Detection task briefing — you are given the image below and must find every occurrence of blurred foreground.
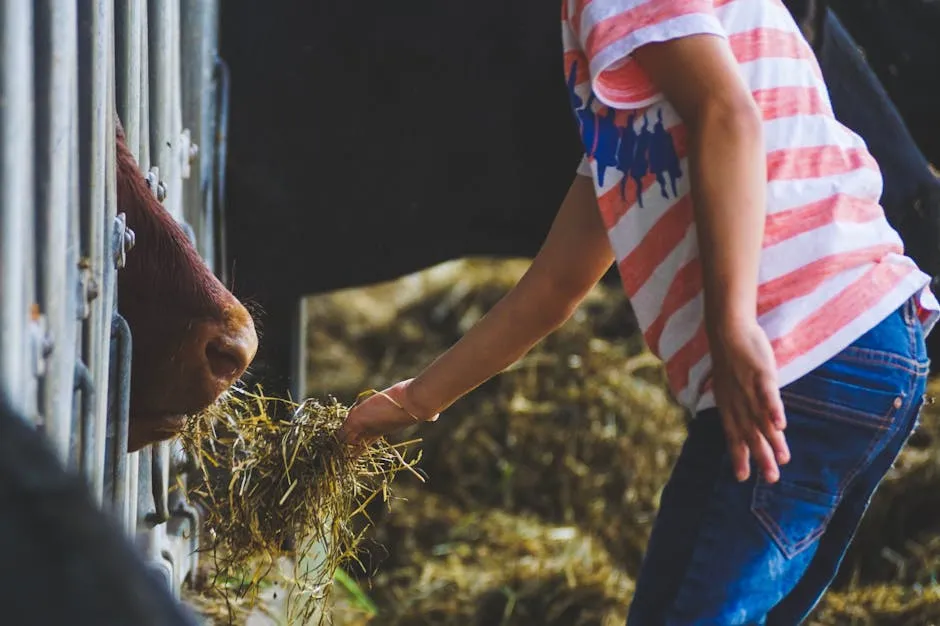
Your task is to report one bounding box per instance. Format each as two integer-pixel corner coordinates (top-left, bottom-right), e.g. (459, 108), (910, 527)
(188, 258), (940, 625)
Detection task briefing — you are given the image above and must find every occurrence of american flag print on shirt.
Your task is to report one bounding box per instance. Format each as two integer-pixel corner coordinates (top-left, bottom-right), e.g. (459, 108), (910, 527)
(562, 0), (940, 414)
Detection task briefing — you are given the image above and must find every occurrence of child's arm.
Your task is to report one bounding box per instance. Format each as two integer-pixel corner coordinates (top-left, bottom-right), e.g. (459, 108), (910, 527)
(337, 175), (614, 445)
(405, 175), (615, 418)
(633, 35), (790, 482)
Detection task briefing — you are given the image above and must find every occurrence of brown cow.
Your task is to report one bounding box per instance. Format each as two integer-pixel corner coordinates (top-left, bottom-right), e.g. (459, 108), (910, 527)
(114, 122), (258, 451)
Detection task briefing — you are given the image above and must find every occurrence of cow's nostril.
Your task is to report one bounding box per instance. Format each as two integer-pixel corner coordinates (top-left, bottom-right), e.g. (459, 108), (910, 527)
(202, 303), (257, 389)
(206, 340), (248, 381)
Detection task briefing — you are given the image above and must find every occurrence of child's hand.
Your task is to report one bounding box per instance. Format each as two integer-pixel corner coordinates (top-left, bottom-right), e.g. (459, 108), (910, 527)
(337, 379), (439, 448)
(709, 319), (790, 484)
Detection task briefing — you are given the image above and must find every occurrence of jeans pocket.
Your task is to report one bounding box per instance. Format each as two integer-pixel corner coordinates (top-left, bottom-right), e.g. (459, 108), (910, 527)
(749, 352), (909, 559)
(751, 480), (839, 559)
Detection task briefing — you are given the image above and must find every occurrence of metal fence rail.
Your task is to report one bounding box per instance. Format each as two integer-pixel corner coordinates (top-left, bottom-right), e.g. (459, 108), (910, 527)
(0, 0), (226, 603)
(0, 1), (37, 423)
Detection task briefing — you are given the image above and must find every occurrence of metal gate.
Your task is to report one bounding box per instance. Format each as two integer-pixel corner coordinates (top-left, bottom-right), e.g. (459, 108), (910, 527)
(0, 0), (227, 600)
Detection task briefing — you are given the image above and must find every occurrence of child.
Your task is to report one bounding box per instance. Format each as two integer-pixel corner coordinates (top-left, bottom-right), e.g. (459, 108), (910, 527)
(338, 0), (939, 622)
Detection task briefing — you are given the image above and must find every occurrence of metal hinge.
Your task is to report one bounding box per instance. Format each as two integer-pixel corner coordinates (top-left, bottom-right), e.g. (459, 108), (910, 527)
(145, 166), (167, 203)
(113, 213), (137, 270)
(179, 128), (199, 180)
(77, 257), (99, 320)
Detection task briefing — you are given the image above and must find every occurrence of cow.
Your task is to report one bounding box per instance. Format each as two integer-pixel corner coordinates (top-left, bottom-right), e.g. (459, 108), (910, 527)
(0, 392), (202, 626)
(115, 122), (258, 451)
(218, 0), (940, 397)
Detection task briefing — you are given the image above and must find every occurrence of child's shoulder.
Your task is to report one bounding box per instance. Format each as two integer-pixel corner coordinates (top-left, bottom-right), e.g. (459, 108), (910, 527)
(562, 0), (813, 111)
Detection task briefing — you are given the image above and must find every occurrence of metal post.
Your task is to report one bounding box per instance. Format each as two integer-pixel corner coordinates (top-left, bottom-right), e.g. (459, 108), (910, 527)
(168, 0), (184, 223)
(139, 4), (151, 173)
(209, 57), (230, 288)
(148, 0), (182, 221)
(181, 0), (219, 264)
(77, 0), (117, 503)
(34, 0), (81, 462)
(0, 1), (35, 419)
(293, 298), (309, 400)
(102, 1), (121, 515)
(106, 312), (132, 524)
(116, 0), (143, 157)
(135, 0), (159, 568)
(116, 0), (144, 538)
(126, 448), (140, 535)
(146, 0), (182, 550)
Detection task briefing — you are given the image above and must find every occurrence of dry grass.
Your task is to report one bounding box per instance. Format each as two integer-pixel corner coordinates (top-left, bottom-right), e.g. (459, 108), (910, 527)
(348, 486), (633, 626)
(179, 386), (422, 624)
(181, 258), (940, 624)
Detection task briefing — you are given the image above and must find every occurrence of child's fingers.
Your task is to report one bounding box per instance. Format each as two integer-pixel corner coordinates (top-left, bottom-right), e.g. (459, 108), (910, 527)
(763, 427), (790, 467)
(756, 373), (787, 430)
(720, 407), (750, 482)
(747, 382), (790, 467)
(730, 394), (779, 483)
(743, 423), (779, 483)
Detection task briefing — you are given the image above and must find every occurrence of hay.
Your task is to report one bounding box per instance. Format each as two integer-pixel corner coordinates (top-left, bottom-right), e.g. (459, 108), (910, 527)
(332, 485), (632, 626)
(304, 260), (684, 574)
(179, 258), (940, 625)
(404, 331), (683, 576)
(811, 584), (940, 626)
(179, 386), (423, 624)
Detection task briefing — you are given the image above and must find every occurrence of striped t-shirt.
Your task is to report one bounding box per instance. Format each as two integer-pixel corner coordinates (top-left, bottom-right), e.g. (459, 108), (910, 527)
(562, 0), (939, 414)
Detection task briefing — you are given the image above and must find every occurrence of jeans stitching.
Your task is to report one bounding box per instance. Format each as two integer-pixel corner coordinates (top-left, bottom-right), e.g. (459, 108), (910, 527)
(750, 409), (898, 559)
(751, 490), (833, 559)
(829, 355), (927, 378)
(829, 348), (929, 376)
(779, 391), (899, 429)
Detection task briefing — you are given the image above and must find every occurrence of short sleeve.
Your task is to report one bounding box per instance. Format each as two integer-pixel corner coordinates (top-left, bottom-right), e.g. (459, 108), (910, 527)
(576, 154), (593, 177)
(571, 0), (727, 109)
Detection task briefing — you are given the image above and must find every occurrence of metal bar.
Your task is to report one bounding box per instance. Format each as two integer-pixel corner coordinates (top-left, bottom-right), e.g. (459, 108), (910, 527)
(146, 0), (181, 534)
(73, 360), (96, 478)
(137, 445), (155, 527)
(168, 0), (184, 223)
(213, 55), (231, 287)
(125, 2), (147, 540)
(149, 441), (171, 525)
(0, 1), (35, 419)
(100, 1), (123, 525)
(77, 0), (114, 502)
(139, 5), (151, 173)
(115, 0), (143, 158)
(77, 0), (106, 494)
(34, 0), (80, 461)
(106, 312), (132, 522)
(135, 0), (154, 538)
(148, 0), (179, 220)
(168, 467), (201, 585)
(68, 362), (86, 471)
(126, 449), (140, 535)
(293, 298), (309, 400)
(102, 0), (120, 499)
(181, 0), (219, 263)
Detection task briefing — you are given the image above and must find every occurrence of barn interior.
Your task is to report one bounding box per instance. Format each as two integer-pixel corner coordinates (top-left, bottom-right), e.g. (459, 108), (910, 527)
(3, 0), (938, 625)
(184, 257), (940, 625)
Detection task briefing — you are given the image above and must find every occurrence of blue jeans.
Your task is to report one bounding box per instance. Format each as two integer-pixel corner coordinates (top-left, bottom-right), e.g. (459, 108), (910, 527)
(626, 297), (930, 625)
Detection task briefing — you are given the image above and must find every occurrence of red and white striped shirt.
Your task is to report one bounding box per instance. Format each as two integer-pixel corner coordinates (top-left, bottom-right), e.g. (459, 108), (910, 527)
(562, 0), (939, 413)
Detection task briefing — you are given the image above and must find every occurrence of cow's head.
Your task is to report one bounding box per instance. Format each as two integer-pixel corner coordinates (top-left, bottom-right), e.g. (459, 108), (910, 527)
(115, 123), (258, 451)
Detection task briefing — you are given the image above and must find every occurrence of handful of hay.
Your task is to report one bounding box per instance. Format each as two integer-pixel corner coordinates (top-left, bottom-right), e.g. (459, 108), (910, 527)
(180, 386), (423, 624)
